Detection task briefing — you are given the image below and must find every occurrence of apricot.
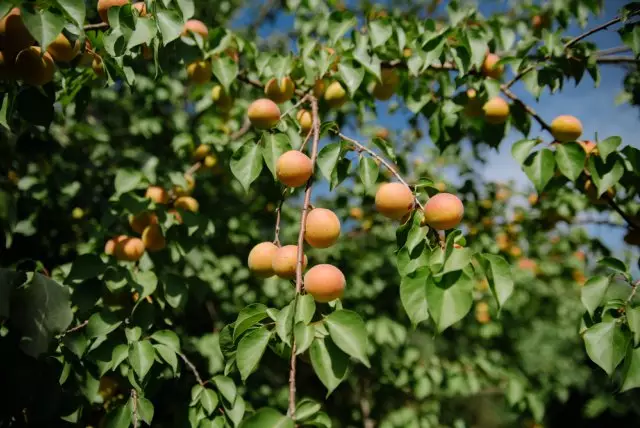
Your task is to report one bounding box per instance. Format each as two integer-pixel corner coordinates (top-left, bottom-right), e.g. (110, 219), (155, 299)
(624, 228), (640, 246)
(276, 150), (313, 187)
(248, 98), (281, 129)
(272, 245), (308, 279)
(92, 56), (105, 77)
(573, 269), (586, 286)
(403, 47), (412, 58)
(105, 235), (128, 255)
(578, 140), (598, 156)
(296, 109), (312, 133)
(482, 97), (509, 124)
(78, 40), (94, 67)
(168, 209), (182, 224)
(193, 144), (211, 161)
(375, 182), (414, 220)
(324, 81), (348, 108)
(247, 241), (279, 278)
(173, 174), (195, 197)
(145, 186), (169, 204)
(97, 0), (130, 24)
(182, 19), (209, 39)
(211, 85), (233, 111)
(528, 193), (538, 205)
(46, 33), (80, 63)
(375, 128), (390, 139)
(423, 193), (464, 230)
(115, 237), (145, 262)
(584, 179), (615, 205)
(518, 258), (538, 272)
(305, 208), (341, 248)
(481, 53), (504, 80)
(313, 79), (326, 98)
(509, 246), (522, 258)
(132, 2), (147, 15)
(129, 211), (158, 234)
(142, 224), (165, 252)
(496, 188), (510, 201)
(551, 115), (582, 142)
(532, 14), (550, 31)
(464, 88), (484, 118)
(349, 207), (363, 220)
(372, 67), (399, 101)
(265, 76), (295, 104)
(174, 196), (199, 212)
(186, 59), (211, 84)
(0, 8), (35, 56)
(304, 264), (345, 302)
(203, 155), (217, 169)
(14, 47), (55, 86)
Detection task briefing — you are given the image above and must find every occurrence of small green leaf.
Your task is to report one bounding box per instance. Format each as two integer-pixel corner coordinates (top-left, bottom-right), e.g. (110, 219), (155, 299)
(309, 337), (350, 396)
(328, 11), (357, 45)
(295, 294), (316, 324)
(296, 398), (322, 422)
(67, 254), (107, 281)
(137, 396), (154, 425)
(400, 269), (429, 327)
(338, 62), (365, 97)
(627, 306), (640, 347)
(371, 137), (396, 162)
(212, 375), (237, 405)
(103, 403), (132, 428)
(56, 0), (86, 26)
(324, 310), (370, 367)
(239, 408), (294, 428)
(294, 322), (314, 355)
(597, 257), (629, 276)
(237, 326), (272, 382)
(588, 154), (624, 198)
(212, 56), (238, 93)
(316, 142), (342, 182)
(129, 340), (155, 379)
(358, 157), (379, 192)
(597, 136), (622, 162)
(583, 320), (630, 376)
(276, 303), (293, 345)
(523, 149), (556, 192)
(580, 276), (610, 317)
(115, 169), (144, 195)
(426, 271), (474, 332)
(155, 7), (183, 46)
(481, 254), (514, 309)
(223, 393), (245, 427)
(127, 17), (157, 49)
(150, 330), (180, 352)
(555, 142), (586, 181)
(21, 7), (66, 53)
(621, 347), (640, 392)
(176, 0), (195, 20)
(200, 388), (219, 416)
(234, 303), (269, 341)
(369, 20), (392, 48)
(262, 133), (291, 179)
(230, 140), (263, 193)
(86, 311), (122, 339)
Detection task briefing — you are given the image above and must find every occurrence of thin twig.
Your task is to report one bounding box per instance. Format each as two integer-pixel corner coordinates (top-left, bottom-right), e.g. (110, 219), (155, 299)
(500, 87), (552, 133)
(179, 352), (205, 386)
(627, 279), (640, 304)
(338, 133), (424, 210)
(596, 46), (632, 56)
(596, 56), (639, 64)
(604, 193), (640, 229)
(185, 162), (202, 177)
(58, 320), (89, 338)
(299, 127), (313, 152)
(84, 22), (109, 31)
(131, 389), (139, 428)
(280, 95), (310, 121)
(230, 118), (251, 140)
(273, 189), (287, 247)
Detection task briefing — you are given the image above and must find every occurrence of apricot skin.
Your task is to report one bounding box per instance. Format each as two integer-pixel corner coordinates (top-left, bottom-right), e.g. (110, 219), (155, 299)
(375, 182), (414, 220)
(483, 97), (509, 125)
(105, 235), (128, 255)
(142, 224), (166, 252)
(145, 186), (168, 204)
(372, 68), (399, 101)
(265, 77), (295, 104)
(248, 98), (281, 129)
(193, 144), (211, 161)
(272, 245), (308, 279)
(211, 85), (233, 110)
(423, 193), (464, 230)
(579, 140), (597, 156)
(297, 109), (312, 133)
(129, 211), (158, 234)
(187, 59), (211, 84)
(0, 8), (35, 56)
(182, 19), (209, 38)
(305, 208), (341, 248)
(15, 47), (55, 86)
(92, 56), (105, 77)
(98, 0), (130, 24)
(324, 81), (348, 108)
(132, 2), (147, 15)
(304, 264), (346, 303)
(482, 53), (504, 79)
(551, 115), (583, 142)
(464, 88), (484, 118)
(276, 150), (313, 187)
(173, 175), (195, 197)
(115, 237), (145, 262)
(47, 33), (80, 63)
(174, 196), (199, 212)
(248, 242), (279, 278)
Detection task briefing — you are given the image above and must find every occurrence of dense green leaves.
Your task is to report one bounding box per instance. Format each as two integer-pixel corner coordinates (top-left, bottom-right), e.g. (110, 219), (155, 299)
(129, 340), (155, 379)
(239, 408), (293, 428)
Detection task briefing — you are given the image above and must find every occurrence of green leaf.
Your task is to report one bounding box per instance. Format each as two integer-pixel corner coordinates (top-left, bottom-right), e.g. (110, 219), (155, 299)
(103, 404), (132, 428)
(137, 396), (154, 425)
(309, 337), (350, 396)
(86, 311), (122, 339)
(155, 342), (178, 373)
(620, 24), (640, 56)
(191, 384), (204, 405)
(358, 156), (379, 192)
(115, 169), (144, 195)
(328, 11), (357, 45)
(150, 330), (180, 352)
(580, 276), (610, 317)
(234, 303), (269, 341)
(481, 254), (514, 309)
(276, 302), (294, 345)
(466, 31), (487, 69)
(371, 137), (396, 162)
(200, 388), (219, 416)
(56, 0), (86, 26)
(440, 248), (473, 276)
(129, 340), (155, 379)
(239, 408), (294, 428)
(426, 271), (474, 332)
(294, 322), (314, 355)
(295, 294), (316, 324)
(555, 142), (586, 181)
(176, 0), (195, 20)
(597, 136), (622, 162)
(230, 140), (263, 193)
(324, 309), (370, 367)
(262, 133), (291, 179)
(588, 154), (624, 198)
(128, 17), (157, 49)
(237, 326), (272, 382)
(400, 269), (429, 327)
(583, 320), (630, 376)
(133, 270), (157, 301)
(212, 375), (237, 405)
(212, 56), (238, 93)
(21, 7), (65, 53)
(223, 395), (245, 428)
(296, 398), (322, 421)
(627, 305), (640, 347)
(621, 347), (640, 392)
(156, 7), (183, 46)
(67, 254), (107, 282)
(316, 142), (342, 182)
(337, 62), (365, 98)
(597, 257), (629, 278)
(369, 20), (392, 48)
(523, 149), (556, 192)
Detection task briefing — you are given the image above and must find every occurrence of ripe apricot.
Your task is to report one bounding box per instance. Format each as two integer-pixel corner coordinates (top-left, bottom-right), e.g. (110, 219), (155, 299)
(313, 79), (326, 98)
(481, 53), (503, 79)
(509, 246), (522, 257)
(129, 211), (158, 234)
(97, 0), (130, 24)
(578, 140), (598, 156)
(173, 174), (195, 197)
(584, 179), (615, 205)
(518, 258), (537, 272)
(248, 98), (281, 129)
(211, 85), (233, 111)
(186, 59), (211, 84)
(423, 193), (464, 230)
(203, 155), (217, 168)
(372, 67), (399, 101)
(193, 144), (211, 161)
(105, 235), (128, 255)
(324, 81), (348, 108)
(174, 196), (199, 212)
(276, 150), (313, 187)
(483, 97), (509, 124)
(532, 14), (550, 31)
(182, 19), (209, 39)
(304, 264), (346, 302)
(142, 224), (166, 252)
(265, 76), (295, 104)
(272, 245), (308, 279)
(92, 56), (105, 77)
(145, 186), (169, 204)
(15, 47), (55, 86)
(464, 88), (484, 118)
(551, 115), (582, 142)
(248, 241), (279, 277)
(349, 207), (363, 220)
(132, 2), (147, 15)
(375, 182), (414, 220)
(375, 128), (390, 139)
(305, 208), (341, 248)
(46, 33), (80, 63)
(115, 237), (145, 262)
(168, 209), (182, 224)
(0, 8), (35, 56)
(297, 109), (312, 133)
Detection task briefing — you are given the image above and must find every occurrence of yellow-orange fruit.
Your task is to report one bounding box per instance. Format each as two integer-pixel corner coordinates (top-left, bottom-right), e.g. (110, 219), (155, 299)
(15, 47), (55, 86)
(313, 79), (326, 98)
(573, 269), (587, 286)
(211, 85), (233, 110)
(203, 154), (217, 168)
(304, 264), (345, 303)
(375, 182), (414, 220)
(481, 53), (504, 79)
(578, 140), (598, 156)
(324, 81), (348, 108)
(272, 245), (308, 279)
(248, 98), (281, 129)
(372, 67), (399, 101)
(518, 258), (537, 272)
(265, 77), (295, 104)
(532, 14), (550, 31)
(98, 376), (119, 401)
(142, 224), (166, 252)
(509, 246), (522, 258)
(78, 40), (94, 67)
(247, 241), (279, 278)
(132, 2), (147, 15)
(173, 174), (195, 197)
(115, 237), (145, 262)
(98, 0), (130, 24)
(584, 179), (615, 205)
(375, 128), (390, 139)
(528, 193), (538, 205)
(423, 193), (464, 230)
(483, 97), (509, 124)
(496, 188), (510, 201)
(0, 8), (35, 56)
(349, 207), (363, 220)
(72, 207), (85, 219)
(296, 109), (312, 133)
(182, 19), (209, 38)
(475, 303), (491, 324)
(403, 47), (412, 58)
(624, 228), (640, 246)
(174, 196), (199, 212)
(186, 59), (211, 84)
(276, 150), (313, 187)
(92, 56), (105, 77)
(129, 211), (158, 234)
(145, 186), (169, 204)
(46, 33), (80, 63)
(551, 115), (582, 142)
(193, 144), (211, 161)
(464, 88), (483, 118)
(105, 235), (128, 255)
(305, 208), (341, 248)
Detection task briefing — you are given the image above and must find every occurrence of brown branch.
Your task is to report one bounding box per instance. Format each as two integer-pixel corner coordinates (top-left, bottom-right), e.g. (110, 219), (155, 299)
(131, 389), (139, 428)
(299, 127), (313, 152)
(604, 193), (640, 230)
(596, 46), (632, 57)
(273, 189), (287, 247)
(229, 118), (251, 140)
(500, 87), (553, 133)
(185, 162), (202, 177)
(84, 22), (109, 31)
(59, 320), (89, 338)
(179, 352), (205, 386)
(596, 56), (639, 64)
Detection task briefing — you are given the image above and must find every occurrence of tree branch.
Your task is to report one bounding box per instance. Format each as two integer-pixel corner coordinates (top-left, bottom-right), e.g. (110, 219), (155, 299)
(131, 389), (139, 428)
(273, 189), (287, 247)
(84, 22), (109, 31)
(58, 320), (89, 338)
(596, 46), (633, 56)
(604, 193), (640, 230)
(179, 352), (205, 386)
(596, 56), (639, 64)
(229, 118), (251, 140)
(500, 87), (552, 133)
(627, 279), (640, 304)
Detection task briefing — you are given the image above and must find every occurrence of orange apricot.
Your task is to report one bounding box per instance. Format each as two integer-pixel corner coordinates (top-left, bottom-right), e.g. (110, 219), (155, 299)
(142, 224), (166, 252)
(15, 47), (55, 86)
(265, 76), (295, 104)
(105, 235), (128, 255)
(193, 144), (211, 161)
(423, 193), (464, 230)
(482, 97), (509, 124)
(174, 196), (199, 212)
(372, 67), (399, 101)
(304, 264), (346, 302)
(375, 182), (414, 220)
(349, 207), (364, 220)
(0, 8), (35, 56)
(97, 0), (130, 24)
(481, 53), (504, 79)
(375, 128), (390, 139)
(186, 59), (211, 84)
(145, 186), (169, 204)
(248, 241), (279, 278)
(324, 81), (348, 108)
(248, 98), (281, 129)
(551, 115), (582, 142)
(276, 150), (313, 187)
(182, 19), (209, 39)
(46, 33), (80, 63)
(115, 237), (145, 262)
(92, 55), (105, 77)
(132, 2), (147, 16)
(578, 140), (598, 156)
(296, 109), (312, 133)
(313, 79), (326, 98)
(129, 211), (158, 234)
(305, 208), (341, 248)
(272, 245), (307, 279)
